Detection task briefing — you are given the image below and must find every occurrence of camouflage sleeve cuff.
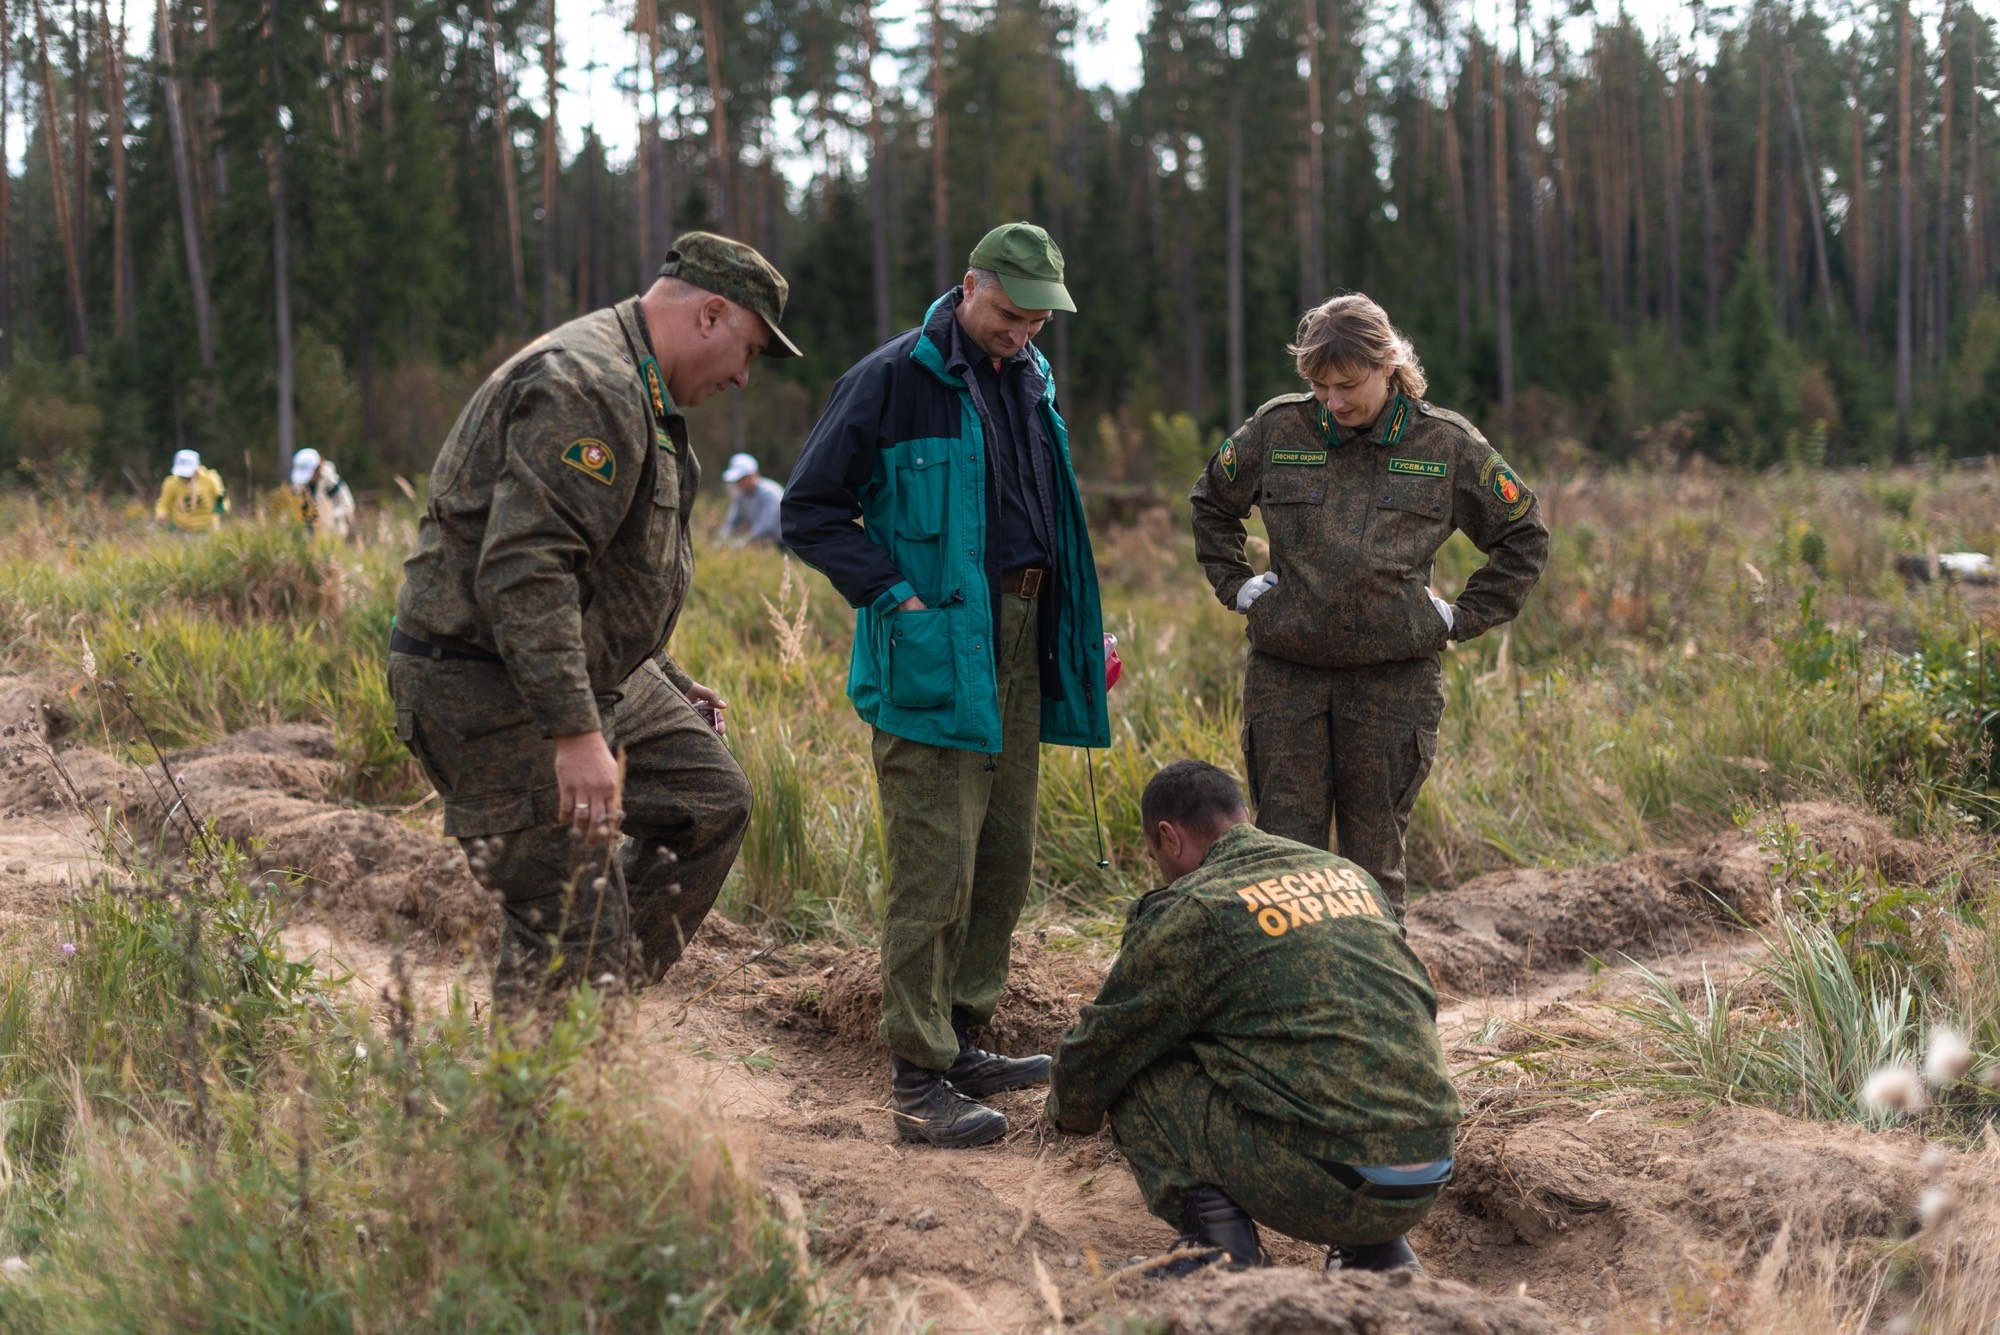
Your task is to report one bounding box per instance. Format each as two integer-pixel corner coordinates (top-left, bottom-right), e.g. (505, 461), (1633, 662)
(656, 652), (695, 695)
(519, 684), (603, 738)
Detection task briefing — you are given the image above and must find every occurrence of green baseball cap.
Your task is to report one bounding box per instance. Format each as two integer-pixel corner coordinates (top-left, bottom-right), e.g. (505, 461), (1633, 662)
(968, 222), (1076, 314)
(658, 232), (802, 359)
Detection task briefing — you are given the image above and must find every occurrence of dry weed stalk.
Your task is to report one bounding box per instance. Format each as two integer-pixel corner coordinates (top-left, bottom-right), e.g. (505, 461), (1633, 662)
(761, 558), (813, 679)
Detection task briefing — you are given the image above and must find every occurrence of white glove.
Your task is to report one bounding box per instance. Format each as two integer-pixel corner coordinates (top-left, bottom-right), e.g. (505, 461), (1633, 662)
(1428, 589), (1455, 634)
(1234, 571), (1278, 612)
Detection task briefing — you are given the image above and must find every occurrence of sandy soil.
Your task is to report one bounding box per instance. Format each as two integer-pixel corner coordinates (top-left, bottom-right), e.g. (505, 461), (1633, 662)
(1, 674), (1977, 1332)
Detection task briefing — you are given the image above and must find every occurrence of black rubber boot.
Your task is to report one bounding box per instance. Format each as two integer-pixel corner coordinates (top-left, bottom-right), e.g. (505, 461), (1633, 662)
(945, 1008), (1051, 1098)
(889, 1055), (1008, 1148)
(1152, 1186), (1267, 1278)
(1326, 1235), (1425, 1275)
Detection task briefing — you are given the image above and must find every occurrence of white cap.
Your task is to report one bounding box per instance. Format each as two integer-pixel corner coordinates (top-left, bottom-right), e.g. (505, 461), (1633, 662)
(290, 448), (323, 486)
(722, 452), (759, 483)
(171, 449), (201, 478)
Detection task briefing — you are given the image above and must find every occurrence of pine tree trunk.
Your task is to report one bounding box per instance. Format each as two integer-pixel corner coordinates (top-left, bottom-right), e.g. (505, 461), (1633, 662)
(71, 0), (90, 325)
(1695, 64), (1719, 337)
(100, 0), (133, 339)
(1444, 75), (1470, 361)
(1469, 36), (1489, 314)
(33, 0), (86, 358)
(484, 0), (526, 336)
(1665, 60), (1685, 353)
(270, 0), (296, 475)
(1300, 0), (1325, 302)
(861, 0), (890, 342)
(929, 0), (949, 293)
(380, 0), (393, 135)
(1935, 0), (1953, 364)
(1850, 41), (1870, 342)
(1493, 49), (1513, 406)
(1754, 46), (1770, 264)
(1968, 20), (1984, 293)
(1226, 55), (1244, 427)
(634, 0), (651, 291)
(1896, 0), (1914, 440)
(698, 0), (730, 232)
(1044, 2), (1067, 390)
(540, 0), (558, 327)
(1, 0), (12, 370)
(155, 0), (212, 370)
(1782, 51), (1836, 321)
(1552, 25), (1575, 317)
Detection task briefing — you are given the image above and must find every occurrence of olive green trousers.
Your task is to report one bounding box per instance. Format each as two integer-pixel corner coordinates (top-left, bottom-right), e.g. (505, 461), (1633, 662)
(1242, 653), (1443, 917)
(870, 590), (1042, 1070)
(390, 654), (751, 1002)
(1111, 1054), (1440, 1247)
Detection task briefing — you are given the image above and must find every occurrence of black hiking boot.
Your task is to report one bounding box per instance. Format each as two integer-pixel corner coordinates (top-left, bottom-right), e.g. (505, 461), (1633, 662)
(1326, 1235), (1425, 1275)
(1150, 1186), (1267, 1278)
(945, 1008), (1051, 1098)
(890, 1055), (1008, 1148)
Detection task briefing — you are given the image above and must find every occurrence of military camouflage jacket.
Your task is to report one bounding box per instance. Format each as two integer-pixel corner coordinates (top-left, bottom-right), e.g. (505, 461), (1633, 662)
(395, 297), (698, 738)
(1190, 392), (1548, 669)
(1046, 824), (1462, 1166)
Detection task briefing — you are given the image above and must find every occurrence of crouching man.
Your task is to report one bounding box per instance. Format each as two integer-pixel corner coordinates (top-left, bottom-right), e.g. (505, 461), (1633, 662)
(1044, 759), (1462, 1275)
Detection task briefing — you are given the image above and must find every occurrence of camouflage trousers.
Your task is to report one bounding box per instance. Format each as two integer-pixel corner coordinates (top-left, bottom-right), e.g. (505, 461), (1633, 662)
(1242, 653), (1443, 918)
(388, 653), (751, 1007)
(1111, 1054), (1441, 1248)
(870, 590), (1042, 1071)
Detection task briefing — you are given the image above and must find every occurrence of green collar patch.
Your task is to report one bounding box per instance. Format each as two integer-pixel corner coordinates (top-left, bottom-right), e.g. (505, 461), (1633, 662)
(655, 427), (675, 453)
(1271, 448), (1330, 466)
(562, 438), (617, 485)
(1217, 439), (1238, 481)
(1381, 394), (1411, 447)
(640, 357), (669, 419)
(1387, 457), (1446, 477)
(1317, 403), (1339, 450)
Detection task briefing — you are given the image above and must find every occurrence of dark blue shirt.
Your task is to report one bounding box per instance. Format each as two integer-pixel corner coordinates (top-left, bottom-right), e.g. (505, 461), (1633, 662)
(954, 315), (1054, 573)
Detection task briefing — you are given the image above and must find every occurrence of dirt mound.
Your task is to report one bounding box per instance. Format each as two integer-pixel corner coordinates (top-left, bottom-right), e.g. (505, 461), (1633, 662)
(789, 936), (1105, 1055)
(0, 675), (74, 746)
(1146, 1266), (1559, 1335)
(166, 723), (338, 764)
(1409, 802), (1928, 992)
(1424, 1100), (1934, 1313)
(0, 730), (494, 951)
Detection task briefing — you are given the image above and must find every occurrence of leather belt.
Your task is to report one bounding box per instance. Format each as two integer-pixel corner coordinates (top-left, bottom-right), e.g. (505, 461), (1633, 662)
(1000, 566), (1049, 599)
(389, 626), (503, 663)
(1315, 1158), (1451, 1202)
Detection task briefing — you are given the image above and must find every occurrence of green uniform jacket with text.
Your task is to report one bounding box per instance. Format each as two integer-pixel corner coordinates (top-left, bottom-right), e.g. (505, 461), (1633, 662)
(1047, 823), (1463, 1168)
(1189, 392), (1548, 669)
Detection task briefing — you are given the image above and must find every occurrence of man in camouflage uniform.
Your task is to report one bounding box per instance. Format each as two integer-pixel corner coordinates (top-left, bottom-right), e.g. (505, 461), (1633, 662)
(1190, 295), (1547, 917)
(390, 233), (799, 1012)
(1046, 760), (1461, 1275)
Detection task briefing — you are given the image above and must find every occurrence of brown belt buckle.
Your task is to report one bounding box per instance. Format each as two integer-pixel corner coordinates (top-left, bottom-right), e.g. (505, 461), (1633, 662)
(1017, 567), (1045, 599)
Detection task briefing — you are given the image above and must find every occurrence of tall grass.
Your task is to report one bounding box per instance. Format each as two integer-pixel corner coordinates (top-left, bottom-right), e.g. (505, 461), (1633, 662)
(3, 463), (1998, 933)
(0, 826), (838, 1331)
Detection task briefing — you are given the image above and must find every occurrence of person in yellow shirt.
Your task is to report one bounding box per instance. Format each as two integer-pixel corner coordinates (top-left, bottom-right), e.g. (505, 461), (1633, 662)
(269, 448), (356, 539)
(153, 449), (229, 534)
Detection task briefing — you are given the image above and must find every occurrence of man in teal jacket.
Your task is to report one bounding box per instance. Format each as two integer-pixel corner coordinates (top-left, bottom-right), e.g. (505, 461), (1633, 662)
(784, 223), (1110, 1148)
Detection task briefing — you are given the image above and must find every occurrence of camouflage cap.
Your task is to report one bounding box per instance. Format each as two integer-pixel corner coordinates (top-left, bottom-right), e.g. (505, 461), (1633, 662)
(658, 232), (802, 359)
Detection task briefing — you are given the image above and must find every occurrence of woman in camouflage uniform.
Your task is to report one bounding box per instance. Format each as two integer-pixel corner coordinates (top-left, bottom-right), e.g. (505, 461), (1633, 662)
(1189, 295), (1548, 917)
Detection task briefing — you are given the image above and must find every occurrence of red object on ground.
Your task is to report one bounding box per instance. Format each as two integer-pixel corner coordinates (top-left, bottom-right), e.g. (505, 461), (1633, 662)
(1104, 633), (1123, 691)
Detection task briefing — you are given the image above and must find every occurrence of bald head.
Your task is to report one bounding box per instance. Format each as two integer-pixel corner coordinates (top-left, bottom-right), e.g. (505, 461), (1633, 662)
(640, 277), (771, 410)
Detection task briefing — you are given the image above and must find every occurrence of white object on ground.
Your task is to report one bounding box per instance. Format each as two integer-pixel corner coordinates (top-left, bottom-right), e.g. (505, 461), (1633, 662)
(1938, 552), (1993, 580)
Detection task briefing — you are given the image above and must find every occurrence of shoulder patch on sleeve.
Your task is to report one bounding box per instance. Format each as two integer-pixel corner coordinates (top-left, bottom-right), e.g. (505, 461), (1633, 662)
(1479, 453), (1532, 519)
(1217, 439), (1238, 481)
(561, 438), (618, 485)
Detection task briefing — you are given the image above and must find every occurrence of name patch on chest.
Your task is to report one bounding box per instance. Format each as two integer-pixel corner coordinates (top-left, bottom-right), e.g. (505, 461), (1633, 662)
(1232, 866), (1387, 936)
(1387, 457), (1446, 478)
(1270, 449), (1329, 467)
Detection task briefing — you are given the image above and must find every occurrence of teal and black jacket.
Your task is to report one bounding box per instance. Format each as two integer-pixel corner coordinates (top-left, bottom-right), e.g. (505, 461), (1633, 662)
(782, 290), (1110, 754)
